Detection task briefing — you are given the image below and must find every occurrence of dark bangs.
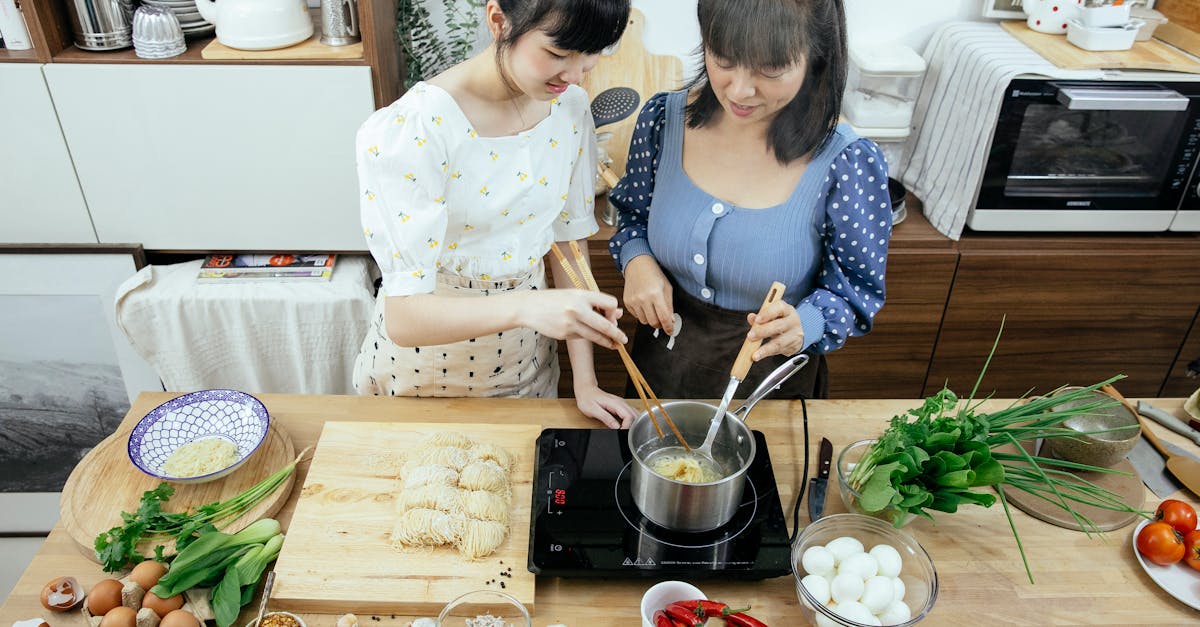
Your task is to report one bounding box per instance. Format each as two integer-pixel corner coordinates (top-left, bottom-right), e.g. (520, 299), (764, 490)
(699, 0), (806, 72)
(540, 0), (629, 53)
(498, 0), (630, 54)
(684, 0), (848, 165)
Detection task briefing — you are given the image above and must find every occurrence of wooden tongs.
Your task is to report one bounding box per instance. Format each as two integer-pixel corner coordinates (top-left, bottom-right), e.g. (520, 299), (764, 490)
(549, 242), (689, 449)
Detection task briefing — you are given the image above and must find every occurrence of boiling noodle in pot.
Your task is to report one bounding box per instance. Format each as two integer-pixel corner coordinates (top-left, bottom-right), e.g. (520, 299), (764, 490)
(648, 448), (723, 483)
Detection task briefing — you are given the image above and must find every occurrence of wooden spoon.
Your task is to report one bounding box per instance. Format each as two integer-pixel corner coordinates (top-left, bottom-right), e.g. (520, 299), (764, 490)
(1105, 384), (1200, 497)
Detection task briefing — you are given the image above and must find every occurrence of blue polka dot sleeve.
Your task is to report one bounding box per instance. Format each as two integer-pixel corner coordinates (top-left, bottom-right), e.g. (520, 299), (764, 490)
(607, 92), (669, 271)
(795, 140), (893, 354)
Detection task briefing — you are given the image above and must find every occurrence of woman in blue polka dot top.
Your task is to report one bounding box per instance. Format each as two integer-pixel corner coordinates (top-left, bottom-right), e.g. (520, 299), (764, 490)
(607, 0), (891, 399)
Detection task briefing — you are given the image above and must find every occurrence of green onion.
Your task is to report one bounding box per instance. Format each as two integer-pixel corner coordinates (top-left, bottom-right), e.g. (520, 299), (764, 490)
(845, 319), (1144, 583)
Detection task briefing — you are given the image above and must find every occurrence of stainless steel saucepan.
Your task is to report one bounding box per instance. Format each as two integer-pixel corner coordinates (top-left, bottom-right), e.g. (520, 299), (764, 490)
(627, 353), (810, 532)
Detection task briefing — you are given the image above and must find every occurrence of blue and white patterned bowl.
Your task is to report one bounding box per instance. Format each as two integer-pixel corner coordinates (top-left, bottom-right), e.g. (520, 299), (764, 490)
(128, 389), (270, 483)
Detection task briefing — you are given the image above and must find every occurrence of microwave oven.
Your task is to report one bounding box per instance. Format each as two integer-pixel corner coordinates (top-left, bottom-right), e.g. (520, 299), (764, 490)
(969, 73), (1200, 232)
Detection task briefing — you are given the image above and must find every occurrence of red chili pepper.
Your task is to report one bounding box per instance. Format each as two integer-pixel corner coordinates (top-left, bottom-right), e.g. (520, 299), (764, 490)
(653, 610), (674, 627)
(663, 603), (708, 626)
(725, 612), (769, 627)
(669, 600), (752, 617)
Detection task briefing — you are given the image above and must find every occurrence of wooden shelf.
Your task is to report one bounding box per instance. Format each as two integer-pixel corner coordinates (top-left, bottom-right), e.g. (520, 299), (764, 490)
(51, 36), (369, 66)
(0, 47), (41, 62)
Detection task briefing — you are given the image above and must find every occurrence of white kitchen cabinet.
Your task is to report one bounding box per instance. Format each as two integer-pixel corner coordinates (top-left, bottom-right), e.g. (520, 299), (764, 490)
(43, 64), (375, 251)
(0, 64), (95, 243)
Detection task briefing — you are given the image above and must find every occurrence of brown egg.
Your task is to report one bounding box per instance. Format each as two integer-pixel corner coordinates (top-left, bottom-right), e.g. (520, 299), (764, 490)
(87, 579), (124, 616)
(40, 576), (83, 611)
(129, 561), (168, 591)
(99, 606), (137, 627)
(160, 609), (200, 627)
(142, 592), (184, 618)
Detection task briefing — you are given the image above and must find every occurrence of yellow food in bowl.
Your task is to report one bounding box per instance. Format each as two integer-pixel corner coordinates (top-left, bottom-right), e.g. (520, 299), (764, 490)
(162, 438), (238, 477)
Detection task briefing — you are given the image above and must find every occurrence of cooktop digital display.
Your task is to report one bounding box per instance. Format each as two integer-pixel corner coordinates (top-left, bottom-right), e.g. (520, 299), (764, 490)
(528, 428), (792, 579)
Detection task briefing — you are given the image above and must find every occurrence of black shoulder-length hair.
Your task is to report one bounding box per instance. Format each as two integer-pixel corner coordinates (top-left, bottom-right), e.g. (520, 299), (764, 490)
(684, 0), (848, 164)
(494, 0), (630, 55)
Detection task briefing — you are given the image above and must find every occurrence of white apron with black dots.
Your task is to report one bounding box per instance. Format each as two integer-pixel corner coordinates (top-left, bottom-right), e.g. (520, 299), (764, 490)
(352, 267), (559, 399)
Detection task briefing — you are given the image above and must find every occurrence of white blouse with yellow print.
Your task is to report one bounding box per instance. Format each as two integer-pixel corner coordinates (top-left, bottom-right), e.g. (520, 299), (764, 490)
(355, 81), (600, 297)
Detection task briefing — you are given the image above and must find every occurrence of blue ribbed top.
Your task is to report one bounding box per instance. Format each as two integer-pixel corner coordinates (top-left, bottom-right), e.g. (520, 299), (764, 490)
(607, 90), (893, 354)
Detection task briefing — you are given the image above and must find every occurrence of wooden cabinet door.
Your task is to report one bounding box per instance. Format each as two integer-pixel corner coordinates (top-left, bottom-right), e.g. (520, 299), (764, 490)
(1162, 312), (1200, 398)
(927, 239), (1200, 399)
(825, 249), (957, 399)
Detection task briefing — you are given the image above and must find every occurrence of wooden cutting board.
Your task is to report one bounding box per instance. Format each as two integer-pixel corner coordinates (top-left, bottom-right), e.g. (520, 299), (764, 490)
(201, 35), (363, 61)
(270, 421), (541, 616)
(1001, 20), (1200, 74)
(60, 422), (296, 562)
(1157, 0), (1200, 33)
(581, 9), (683, 177)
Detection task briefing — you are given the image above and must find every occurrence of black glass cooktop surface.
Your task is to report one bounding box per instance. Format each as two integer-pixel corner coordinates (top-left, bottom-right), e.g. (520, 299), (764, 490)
(527, 428), (791, 579)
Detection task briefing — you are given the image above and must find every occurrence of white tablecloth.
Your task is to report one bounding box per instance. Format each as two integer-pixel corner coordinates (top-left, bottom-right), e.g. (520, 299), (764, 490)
(115, 256), (379, 395)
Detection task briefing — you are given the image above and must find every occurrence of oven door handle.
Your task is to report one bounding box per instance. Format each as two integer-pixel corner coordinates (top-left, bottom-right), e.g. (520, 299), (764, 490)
(1056, 87), (1190, 112)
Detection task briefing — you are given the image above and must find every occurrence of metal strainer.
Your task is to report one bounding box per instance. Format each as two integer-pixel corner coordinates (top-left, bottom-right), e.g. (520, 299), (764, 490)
(590, 86), (640, 128)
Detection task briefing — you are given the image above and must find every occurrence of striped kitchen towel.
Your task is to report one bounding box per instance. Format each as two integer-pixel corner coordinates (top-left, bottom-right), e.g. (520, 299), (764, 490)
(899, 22), (1102, 240)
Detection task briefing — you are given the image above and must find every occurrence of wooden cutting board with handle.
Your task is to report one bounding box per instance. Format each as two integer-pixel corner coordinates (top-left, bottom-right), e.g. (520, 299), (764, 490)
(60, 422), (296, 561)
(269, 421), (541, 615)
(581, 9), (683, 178)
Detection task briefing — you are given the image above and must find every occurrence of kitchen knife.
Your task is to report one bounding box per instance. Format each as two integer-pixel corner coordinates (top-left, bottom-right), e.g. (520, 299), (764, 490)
(1128, 436), (1183, 499)
(1137, 400), (1200, 447)
(808, 438), (833, 521)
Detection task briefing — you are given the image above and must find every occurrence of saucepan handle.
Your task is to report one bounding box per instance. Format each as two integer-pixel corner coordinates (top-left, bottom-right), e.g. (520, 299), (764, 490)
(732, 353), (810, 420)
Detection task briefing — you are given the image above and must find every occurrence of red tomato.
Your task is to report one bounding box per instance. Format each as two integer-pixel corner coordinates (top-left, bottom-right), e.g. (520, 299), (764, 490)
(1185, 530), (1200, 572)
(1155, 499), (1198, 536)
(1138, 521), (1186, 565)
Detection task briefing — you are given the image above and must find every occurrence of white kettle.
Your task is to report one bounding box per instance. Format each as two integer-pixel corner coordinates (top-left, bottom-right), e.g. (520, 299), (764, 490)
(195, 0), (314, 50)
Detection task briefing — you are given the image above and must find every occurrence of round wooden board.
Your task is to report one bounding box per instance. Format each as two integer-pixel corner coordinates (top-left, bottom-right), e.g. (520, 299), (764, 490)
(61, 422), (296, 563)
(1000, 439), (1144, 532)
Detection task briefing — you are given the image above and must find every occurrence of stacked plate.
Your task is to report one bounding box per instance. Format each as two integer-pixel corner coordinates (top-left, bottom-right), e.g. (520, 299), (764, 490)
(132, 5), (186, 58)
(140, 0), (215, 38)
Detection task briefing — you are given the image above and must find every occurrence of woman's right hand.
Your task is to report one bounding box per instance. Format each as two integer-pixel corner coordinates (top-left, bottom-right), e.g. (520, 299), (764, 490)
(622, 255), (675, 334)
(520, 289), (628, 348)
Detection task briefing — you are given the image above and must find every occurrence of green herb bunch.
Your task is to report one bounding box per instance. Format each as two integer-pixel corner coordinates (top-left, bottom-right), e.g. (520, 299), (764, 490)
(846, 323), (1143, 582)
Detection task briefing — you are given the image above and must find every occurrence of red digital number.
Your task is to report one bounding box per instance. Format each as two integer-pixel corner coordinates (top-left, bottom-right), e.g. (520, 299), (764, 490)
(554, 489), (566, 506)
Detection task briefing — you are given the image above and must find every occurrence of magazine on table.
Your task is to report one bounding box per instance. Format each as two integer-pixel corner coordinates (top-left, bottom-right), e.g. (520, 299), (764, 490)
(199, 254), (336, 275)
(197, 268), (333, 283)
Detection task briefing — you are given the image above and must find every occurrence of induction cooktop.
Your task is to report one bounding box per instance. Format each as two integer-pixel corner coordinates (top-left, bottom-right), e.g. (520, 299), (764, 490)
(527, 428), (792, 580)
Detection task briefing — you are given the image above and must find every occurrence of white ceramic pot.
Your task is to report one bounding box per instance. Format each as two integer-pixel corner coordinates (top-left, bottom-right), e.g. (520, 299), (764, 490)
(194, 0), (313, 50)
(1023, 0), (1083, 35)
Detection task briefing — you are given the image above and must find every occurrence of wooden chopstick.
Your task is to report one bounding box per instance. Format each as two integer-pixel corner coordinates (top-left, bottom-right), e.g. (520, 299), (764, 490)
(553, 243), (691, 451)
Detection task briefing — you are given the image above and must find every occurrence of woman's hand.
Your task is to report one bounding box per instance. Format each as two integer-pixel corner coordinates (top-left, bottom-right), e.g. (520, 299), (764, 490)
(574, 382), (638, 429)
(520, 289), (627, 349)
(622, 255), (675, 334)
(746, 302), (805, 360)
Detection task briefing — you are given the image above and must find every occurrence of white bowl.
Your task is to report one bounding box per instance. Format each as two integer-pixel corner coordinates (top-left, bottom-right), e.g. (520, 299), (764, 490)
(127, 389), (270, 483)
(1067, 19), (1143, 52)
(640, 581), (706, 627)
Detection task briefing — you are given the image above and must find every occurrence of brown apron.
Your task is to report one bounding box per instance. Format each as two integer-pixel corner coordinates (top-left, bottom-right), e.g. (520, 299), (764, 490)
(628, 282), (828, 400)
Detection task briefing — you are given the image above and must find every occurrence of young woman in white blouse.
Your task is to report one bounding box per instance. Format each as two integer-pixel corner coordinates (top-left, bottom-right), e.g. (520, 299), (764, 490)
(353, 0), (638, 428)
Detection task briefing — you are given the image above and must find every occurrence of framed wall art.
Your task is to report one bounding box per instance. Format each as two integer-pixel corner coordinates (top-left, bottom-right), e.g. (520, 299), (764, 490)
(982, 0), (1026, 19)
(0, 245), (162, 526)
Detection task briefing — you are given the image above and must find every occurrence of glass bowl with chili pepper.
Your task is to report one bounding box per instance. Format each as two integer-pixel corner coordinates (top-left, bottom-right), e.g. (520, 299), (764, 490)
(436, 590), (530, 627)
(792, 513), (938, 627)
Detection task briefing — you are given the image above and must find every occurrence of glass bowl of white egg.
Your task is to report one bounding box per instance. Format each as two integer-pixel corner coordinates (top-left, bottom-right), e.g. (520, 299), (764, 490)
(792, 513), (937, 626)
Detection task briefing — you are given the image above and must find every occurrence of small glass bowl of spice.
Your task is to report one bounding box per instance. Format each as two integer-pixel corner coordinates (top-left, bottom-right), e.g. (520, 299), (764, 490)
(437, 590), (530, 627)
(250, 612), (305, 627)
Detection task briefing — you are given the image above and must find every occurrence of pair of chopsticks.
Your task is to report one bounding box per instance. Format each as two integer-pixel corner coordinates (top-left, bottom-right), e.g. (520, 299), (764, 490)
(549, 242), (691, 451)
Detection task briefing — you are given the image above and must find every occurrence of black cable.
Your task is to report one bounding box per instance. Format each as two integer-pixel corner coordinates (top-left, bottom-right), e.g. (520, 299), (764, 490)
(789, 397), (810, 544)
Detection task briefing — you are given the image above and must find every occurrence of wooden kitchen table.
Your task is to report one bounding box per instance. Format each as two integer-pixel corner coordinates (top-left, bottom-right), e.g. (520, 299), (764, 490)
(3, 394), (1198, 626)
